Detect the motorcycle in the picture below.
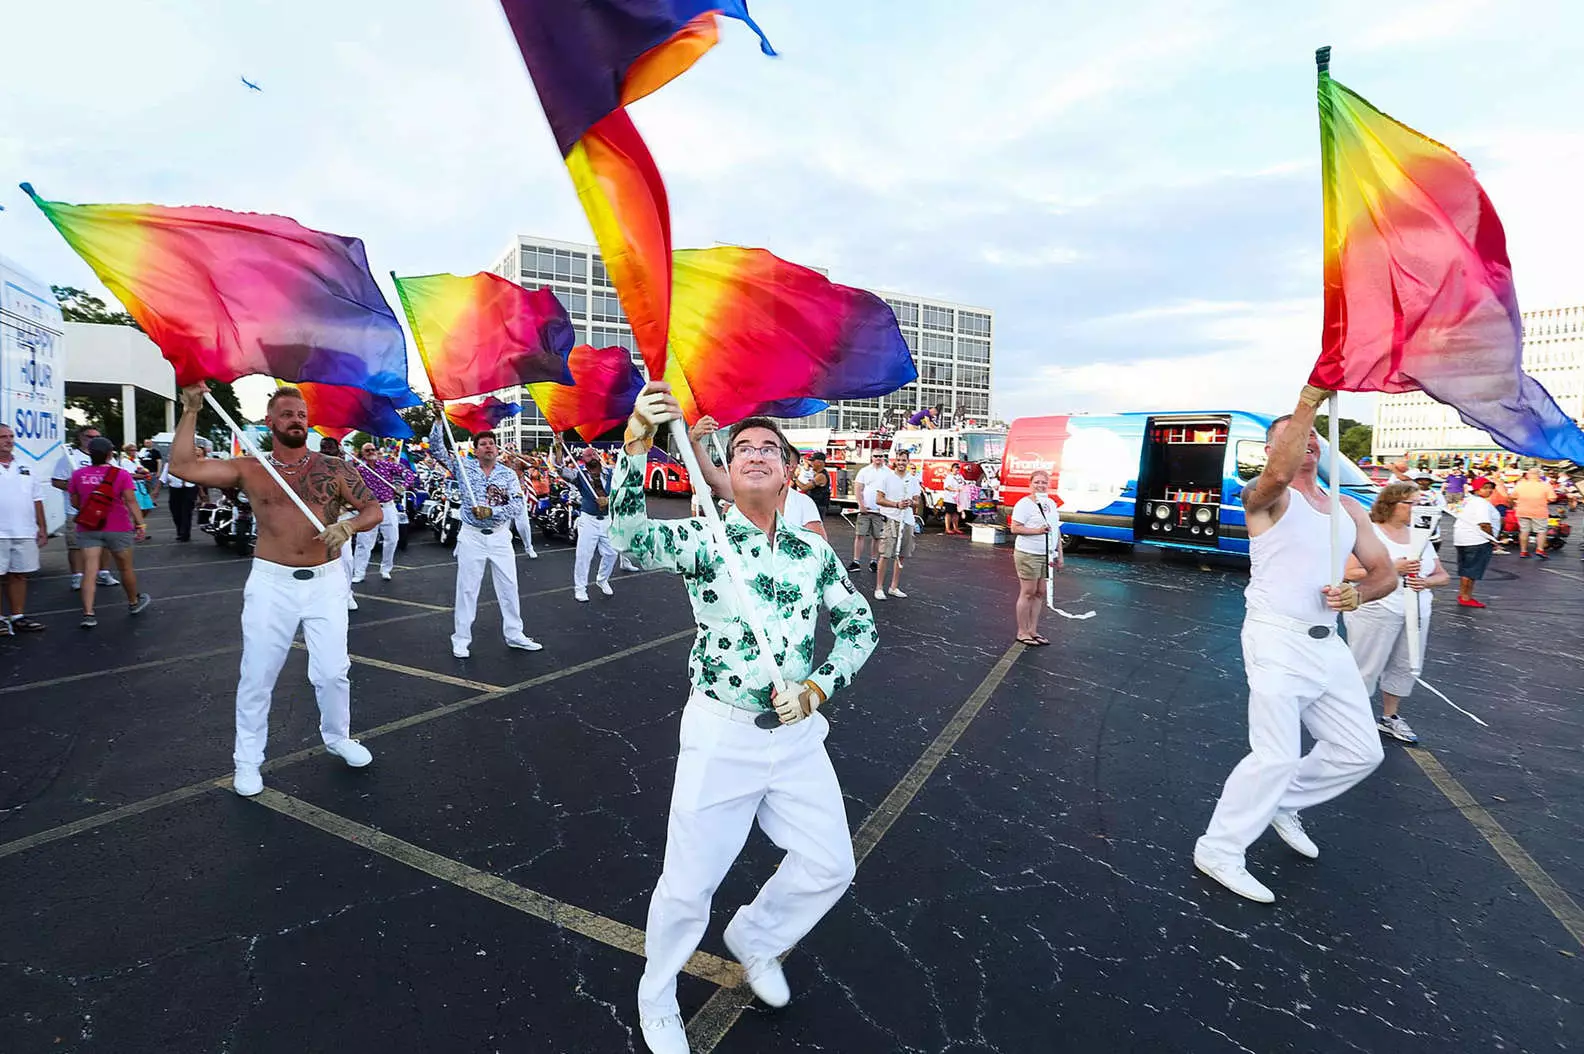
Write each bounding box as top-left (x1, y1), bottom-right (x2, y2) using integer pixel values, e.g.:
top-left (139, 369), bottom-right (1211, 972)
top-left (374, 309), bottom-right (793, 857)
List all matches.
top-left (1499, 504), bottom-right (1571, 551)
top-left (202, 489), bottom-right (256, 556)
top-left (428, 479), bottom-right (463, 548)
top-left (532, 481), bottom-right (578, 543)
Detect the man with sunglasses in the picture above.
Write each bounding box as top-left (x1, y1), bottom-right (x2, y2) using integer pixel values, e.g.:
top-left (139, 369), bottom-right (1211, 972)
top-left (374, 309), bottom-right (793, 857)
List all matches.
top-left (611, 381), bottom-right (876, 1054)
top-left (848, 449), bottom-right (891, 572)
top-left (350, 441), bottom-right (416, 583)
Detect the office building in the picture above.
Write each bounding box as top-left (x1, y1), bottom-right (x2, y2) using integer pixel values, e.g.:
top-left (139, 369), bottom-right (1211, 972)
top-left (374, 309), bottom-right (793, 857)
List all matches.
top-left (486, 235), bottom-right (994, 449)
top-left (1372, 304), bottom-right (1584, 461)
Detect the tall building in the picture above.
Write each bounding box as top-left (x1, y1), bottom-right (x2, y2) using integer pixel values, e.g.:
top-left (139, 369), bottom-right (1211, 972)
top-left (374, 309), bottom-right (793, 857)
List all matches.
top-left (486, 235), bottom-right (993, 449)
top-left (1372, 304), bottom-right (1584, 462)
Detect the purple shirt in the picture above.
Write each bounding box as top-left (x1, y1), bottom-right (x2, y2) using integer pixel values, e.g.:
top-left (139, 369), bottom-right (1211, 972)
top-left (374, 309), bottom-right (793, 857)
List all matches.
top-left (354, 457), bottom-right (417, 504)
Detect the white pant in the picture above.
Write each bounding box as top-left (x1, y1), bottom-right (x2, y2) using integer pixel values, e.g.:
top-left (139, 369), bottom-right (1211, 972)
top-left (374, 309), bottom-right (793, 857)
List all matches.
top-left (513, 509), bottom-right (536, 554)
top-left (638, 698), bottom-right (856, 1020)
top-left (452, 524), bottom-right (525, 650)
top-left (573, 513), bottom-right (616, 591)
top-left (353, 501), bottom-right (399, 578)
top-left (1345, 604), bottom-right (1431, 699)
top-left (1195, 619), bottom-right (1385, 867)
top-left (234, 559), bottom-right (352, 766)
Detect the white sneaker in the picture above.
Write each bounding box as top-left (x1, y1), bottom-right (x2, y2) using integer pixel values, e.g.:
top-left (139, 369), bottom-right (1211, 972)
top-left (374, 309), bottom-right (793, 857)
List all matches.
top-left (724, 927), bottom-right (790, 1008)
top-left (71, 573), bottom-right (84, 591)
top-left (347, 596), bottom-right (358, 611)
top-left (326, 739), bottom-right (373, 767)
top-left (1194, 853), bottom-right (1275, 903)
top-left (97, 569), bottom-right (118, 586)
top-left (233, 764), bottom-right (263, 797)
top-left (1378, 713), bottom-right (1419, 744)
top-left (452, 645), bottom-right (470, 658)
top-left (638, 1014), bottom-right (689, 1054)
top-left (350, 573), bottom-right (365, 584)
top-left (506, 637), bottom-right (543, 651)
top-left (574, 590), bottom-right (589, 603)
top-left (597, 580), bottom-right (613, 596)
top-left (526, 549), bottom-right (538, 559)
top-left (887, 587), bottom-right (908, 599)
top-left (379, 569), bottom-right (392, 581)
top-left (1270, 811), bottom-right (1319, 859)
top-left (873, 589), bottom-right (887, 601)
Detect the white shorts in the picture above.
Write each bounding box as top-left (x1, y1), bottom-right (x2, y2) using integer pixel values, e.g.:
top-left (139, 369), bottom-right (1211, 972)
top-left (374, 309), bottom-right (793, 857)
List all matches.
top-left (0, 537), bottom-right (40, 575)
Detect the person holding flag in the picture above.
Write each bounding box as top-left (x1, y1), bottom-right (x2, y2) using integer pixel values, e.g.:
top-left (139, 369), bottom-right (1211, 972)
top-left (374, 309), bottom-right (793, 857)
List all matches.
top-left (1008, 469), bottom-right (1061, 646)
top-left (427, 418), bottom-right (541, 659)
top-left (350, 440), bottom-right (418, 583)
top-left (1192, 385), bottom-right (1398, 903)
top-left (169, 384), bottom-right (383, 798)
top-left (559, 446), bottom-right (618, 602)
top-left (611, 381), bottom-right (875, 1054)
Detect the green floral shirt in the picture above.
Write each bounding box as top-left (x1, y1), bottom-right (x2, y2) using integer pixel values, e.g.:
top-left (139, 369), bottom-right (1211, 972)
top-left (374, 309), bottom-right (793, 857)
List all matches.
top-left (609, 452), bottom-right (877, 712)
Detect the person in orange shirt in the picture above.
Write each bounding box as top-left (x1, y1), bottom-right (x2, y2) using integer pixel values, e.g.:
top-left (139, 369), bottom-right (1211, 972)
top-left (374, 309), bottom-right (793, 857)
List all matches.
top-left (1485, 476), bottom-right (1512, 552)
top-left (1512, 468), bottom-right (1557, 559)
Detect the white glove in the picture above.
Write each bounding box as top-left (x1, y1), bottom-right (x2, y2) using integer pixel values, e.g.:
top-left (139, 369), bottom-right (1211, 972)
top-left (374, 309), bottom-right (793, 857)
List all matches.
top-left (772, 680), bottom-right (826, 726)
top-left (627, 381), bottom-right (682, 443)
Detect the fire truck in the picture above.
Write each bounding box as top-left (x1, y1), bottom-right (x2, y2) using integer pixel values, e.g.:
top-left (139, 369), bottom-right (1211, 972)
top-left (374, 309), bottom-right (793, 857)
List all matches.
top-left (780, 424), bottom-right (1007, 518)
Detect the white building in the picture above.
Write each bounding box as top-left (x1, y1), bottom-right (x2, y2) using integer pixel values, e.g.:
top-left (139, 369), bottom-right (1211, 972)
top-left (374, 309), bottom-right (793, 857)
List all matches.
top-left (1372, 304), bottom-right (1584, 462)
top-left (486, 235), bottom-right (993, 449)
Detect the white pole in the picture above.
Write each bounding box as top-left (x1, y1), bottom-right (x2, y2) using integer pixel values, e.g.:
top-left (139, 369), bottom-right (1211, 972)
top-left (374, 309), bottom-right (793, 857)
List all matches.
top-left (1039, 496), bottom-right (1055, 611)
top-left (1327, 392), bottom-right (1344, 587)
top-left (439, 410), bottom-right (479, 507)
top-left (1403, 509), bottom-right (1436, 676)
top-left (666, 416), bottom-right (789, 697)
top-left (203, 391), bottom-right (325, 532)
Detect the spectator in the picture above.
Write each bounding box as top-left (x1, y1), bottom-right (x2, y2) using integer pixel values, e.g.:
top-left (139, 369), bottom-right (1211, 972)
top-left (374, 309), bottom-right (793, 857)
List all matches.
top-left (160, 436), bottom-right (209, 542)
top-left (1442, 461), bottom-right (1467, 504)
top-left (1452, 478), bottom-right (1498, 608)
top-left (121, 443), bottom-right (156, 520)
top-left (68, 437), bottom-right (151, 628)
top-left (1512, 468), bottom-right (1557, 560)
top-left (1009, 468), bottom-right (1061, 646)
top-left (873, 450), bottom-right (919, 601)
top-left (942, 463), bottom-right (970, 535)
top-left (0, 423), bottom-right (50, 635)
top-left (137, 438), bottom-right (163, 504)
top-left (1343, 482), bottom-right (1450, 745)
top-left (1487, 474), bottom-right (1512, 547)
top-left (52, 426), bottom-right (118, 591)
top-left (847, 451), bottom-right (890, 573)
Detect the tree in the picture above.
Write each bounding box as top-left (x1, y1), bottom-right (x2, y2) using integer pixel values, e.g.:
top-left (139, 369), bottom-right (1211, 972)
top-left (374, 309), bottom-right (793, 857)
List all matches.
top-left (52, 285), bottom-right (141, 329)
top-left (1339, 424), bottom-right (1373, 462)
top-left (197, 380), bottom-right (246, 445)
top-left (1312, 414), bottom-right (1364, 439)
top-left (398, 402), bottom-right (437, 439)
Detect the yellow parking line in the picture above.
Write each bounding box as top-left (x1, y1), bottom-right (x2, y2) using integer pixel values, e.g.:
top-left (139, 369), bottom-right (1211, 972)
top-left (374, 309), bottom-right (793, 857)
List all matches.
top-left (288, 642), bottom-right (505, 692)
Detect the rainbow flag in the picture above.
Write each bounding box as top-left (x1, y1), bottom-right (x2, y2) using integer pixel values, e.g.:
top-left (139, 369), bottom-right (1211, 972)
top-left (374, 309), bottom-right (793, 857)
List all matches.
top-left (1309, 50), bottom-right (1584, 461)
top-left (392, 271), bottom-right (575, 400)
top-left (527, 343), bottom-right (645, 441)
top-left (444, 395), bottom-right (522, 436)
top-left (497, 0), bottom-right (773, 380)
top-left (297, 381), bottom-right (420, 440)
top-left (21, 184), bottom-right (410, 397)
top-left (666, 247), bottom-right (917, 424)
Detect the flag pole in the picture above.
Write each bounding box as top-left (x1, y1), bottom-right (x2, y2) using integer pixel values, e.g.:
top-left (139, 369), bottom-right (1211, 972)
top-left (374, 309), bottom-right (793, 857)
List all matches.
top-left (438, 408), bottom-right (480, 507)
top-left (1327, 392), bottom-right (1344, 585)
top-left (203, 391), bottom-right (326, 532)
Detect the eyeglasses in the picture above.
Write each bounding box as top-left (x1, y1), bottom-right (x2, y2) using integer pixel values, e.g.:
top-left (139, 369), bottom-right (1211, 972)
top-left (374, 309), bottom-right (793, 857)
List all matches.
top-left (732, 443), bottom-right (784, 462)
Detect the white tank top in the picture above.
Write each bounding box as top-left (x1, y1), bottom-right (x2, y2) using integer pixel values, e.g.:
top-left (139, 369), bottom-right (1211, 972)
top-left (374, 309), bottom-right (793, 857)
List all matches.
top-left (1361, 522), bottom-right (1436, 618)
top-left (1245, 488), bottom-right (1356, 624)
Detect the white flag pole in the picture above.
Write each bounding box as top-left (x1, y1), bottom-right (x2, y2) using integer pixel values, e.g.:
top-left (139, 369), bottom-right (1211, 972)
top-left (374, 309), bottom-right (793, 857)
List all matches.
top-left (203, 391), bottom-right (325, 532)
top-left (438, 409), bottom-right (480, 507)
top-left (1327, 392), bottom-right (1345, 587)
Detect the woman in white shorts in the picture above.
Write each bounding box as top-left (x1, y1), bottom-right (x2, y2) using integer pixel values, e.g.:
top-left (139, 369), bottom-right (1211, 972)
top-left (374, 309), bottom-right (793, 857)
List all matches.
top-left (1343, 482), bottom-right (1449, 744)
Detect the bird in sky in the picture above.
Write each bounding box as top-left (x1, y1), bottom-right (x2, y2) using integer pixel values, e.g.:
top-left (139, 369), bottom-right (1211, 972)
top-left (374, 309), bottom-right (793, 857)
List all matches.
top-left (240, 76), bottom-right (262, 92)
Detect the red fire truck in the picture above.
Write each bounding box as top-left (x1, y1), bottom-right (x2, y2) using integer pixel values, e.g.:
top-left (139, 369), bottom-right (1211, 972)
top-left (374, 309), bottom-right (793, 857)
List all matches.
top-left (780, 425), bottom-right (1007, 517)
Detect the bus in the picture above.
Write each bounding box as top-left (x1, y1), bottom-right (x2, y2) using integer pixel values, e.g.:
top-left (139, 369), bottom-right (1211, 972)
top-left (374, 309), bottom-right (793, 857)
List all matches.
top-left (1001, 411), bottom-right (1379, 557)
top-left (781, 425), bottom-right (1007, 514)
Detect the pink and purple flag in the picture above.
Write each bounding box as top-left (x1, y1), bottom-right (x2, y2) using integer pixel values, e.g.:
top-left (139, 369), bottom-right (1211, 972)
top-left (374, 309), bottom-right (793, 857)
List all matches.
top-left (527, 343), bottom-right (646, 441)
top-left (392, 271), bottom-right (575, 400)
top-left (665, 246), bottom-right (917, 424)
top-left (22, 184), bottom-right (410, 398)
top-left (1309, 51), bottom-right (1584, 461)
top-left (297, 381), bottom-right (420, 440)
top-left (444, 395), bottom-right (522, 436)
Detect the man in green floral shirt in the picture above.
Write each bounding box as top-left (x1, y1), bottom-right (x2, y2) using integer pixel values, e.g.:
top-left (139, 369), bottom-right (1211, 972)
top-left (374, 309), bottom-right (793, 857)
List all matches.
top-left (613, 382), bottom-right (876, 1054)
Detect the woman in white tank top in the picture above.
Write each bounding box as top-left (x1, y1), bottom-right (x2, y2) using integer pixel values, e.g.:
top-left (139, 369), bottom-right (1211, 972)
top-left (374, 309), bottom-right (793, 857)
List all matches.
top-left (1342, 483), bottom-right (1450, 744)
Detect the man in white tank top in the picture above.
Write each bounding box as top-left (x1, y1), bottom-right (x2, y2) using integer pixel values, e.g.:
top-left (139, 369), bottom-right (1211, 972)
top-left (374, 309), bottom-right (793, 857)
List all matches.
top-left (1193, 385), bottom-right (1398, 903)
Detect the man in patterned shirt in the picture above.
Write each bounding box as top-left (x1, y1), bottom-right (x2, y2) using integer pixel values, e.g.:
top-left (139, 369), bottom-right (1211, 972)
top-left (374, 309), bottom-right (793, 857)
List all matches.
top-left (350, 442), bottom-right (418, 583)
top-left (428, 421), bottom-right (542, 659)
top-left (611, 381), bottom-right (877, 1054)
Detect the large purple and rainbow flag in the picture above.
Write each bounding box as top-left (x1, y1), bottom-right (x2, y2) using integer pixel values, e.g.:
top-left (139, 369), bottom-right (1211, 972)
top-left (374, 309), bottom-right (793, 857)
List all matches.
top-left (393, 271), bottom-right (575, 400)
top-left (1309, 50), bottom-right (1584, 461)
top-left (666, 247), bottom-right (916, 424)
top-left (527, 343), bottom-right (646, 441)
top-left (497, 0), bottom-right (773, 381)
top-left (296, 381), bottom-right (419, 441)
top-left (444, 395), bottom-right (522, 436)
top-left (22, 184), bottom-right (411, 398)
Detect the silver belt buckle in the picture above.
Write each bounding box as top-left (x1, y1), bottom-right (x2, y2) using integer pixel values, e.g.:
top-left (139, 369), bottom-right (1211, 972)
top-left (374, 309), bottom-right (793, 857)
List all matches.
top-left (1307, 625), bottom-right (1330, 639)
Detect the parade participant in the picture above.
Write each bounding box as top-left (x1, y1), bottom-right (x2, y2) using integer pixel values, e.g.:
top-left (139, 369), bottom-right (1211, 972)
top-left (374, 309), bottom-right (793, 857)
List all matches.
top-left (612, 381), bottom-right (876, 1054)
top-left (1009, 468), bottom-right (1061, 646)
top-left (1193, 385), bottom-right (1396, 904)
top-left (686, 417), bottom-right (828, 539)
top-left (848, 450), bottom-right (890, 572)
top-left (800, 451), bottom-right (832, 519)
top-left (67, 437), bottom-right (152, 627)
top-left (349, 441), bottom-right (416, 582)
top-left (52, 426), bottom-right (118, 590)
top-left (0, 423), bottom-right (49, 636)
top-left (1343, 483), bottom-right (1450, 745)
top-left (427, 420), bottom-right (542, 658)
top-left (502, 446), bottom-right (540, 559)
top-left (169, 384), bottom-right (382, 797)
top-left (1452, 478), bottom-right (1499, 608)
top-left (874, 449), bottom-right (919, 600)
top-left (559, 446), bottom-right (617, 601)
top-left (138, 438), bottom-right (163, 504)
top-left (320, 437), bottom-right (360, 611)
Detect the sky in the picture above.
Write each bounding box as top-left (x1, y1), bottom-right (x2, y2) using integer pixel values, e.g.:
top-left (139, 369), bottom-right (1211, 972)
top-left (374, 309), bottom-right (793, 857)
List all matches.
top-left (2, 0), bottom-right (1581, 423)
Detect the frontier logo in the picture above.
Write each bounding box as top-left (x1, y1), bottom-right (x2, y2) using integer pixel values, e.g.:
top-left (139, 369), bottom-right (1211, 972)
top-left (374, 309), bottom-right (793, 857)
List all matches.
top-left (1007, 452), bottom-right (1056, 474)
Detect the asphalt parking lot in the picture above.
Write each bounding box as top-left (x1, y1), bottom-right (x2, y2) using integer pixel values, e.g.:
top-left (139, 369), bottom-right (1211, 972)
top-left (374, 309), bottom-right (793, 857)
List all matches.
top-left (2, 502), bottom-right (1580, 1053)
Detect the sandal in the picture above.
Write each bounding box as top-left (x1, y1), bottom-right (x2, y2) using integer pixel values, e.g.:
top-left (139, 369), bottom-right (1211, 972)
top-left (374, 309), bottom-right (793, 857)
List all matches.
top-left (1031, 635), bottom-right (1051, 646)
top-left (1016, 635), bottom-right (1039, 646)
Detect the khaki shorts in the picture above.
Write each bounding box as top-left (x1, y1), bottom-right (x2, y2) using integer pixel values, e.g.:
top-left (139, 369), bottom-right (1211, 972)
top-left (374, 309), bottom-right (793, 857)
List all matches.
top-left (1517, 515), bottom-right (1547, 538)
top-left (855, 511), bottom-right (887, 538)
top-left (62, 518), bottom-right (81, 550)
top-left (880, 517), bottom-right (916, 558)
top-left (1014, 551), bottom-right (1051, 580)
top-left (0, 537), bottom-right (40, 574)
